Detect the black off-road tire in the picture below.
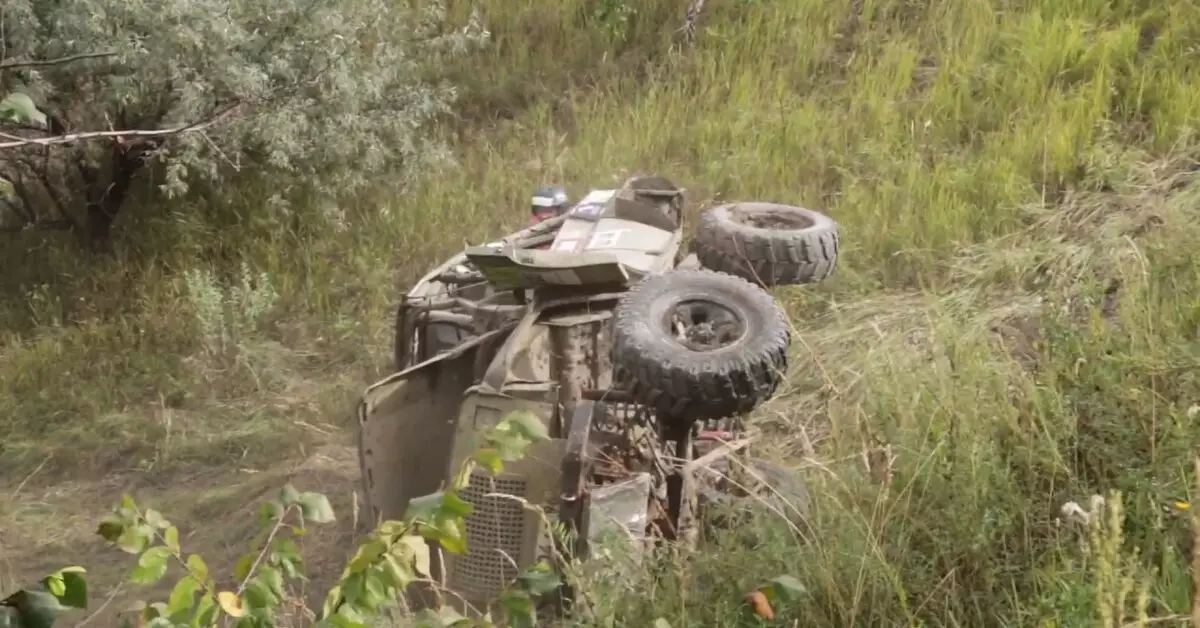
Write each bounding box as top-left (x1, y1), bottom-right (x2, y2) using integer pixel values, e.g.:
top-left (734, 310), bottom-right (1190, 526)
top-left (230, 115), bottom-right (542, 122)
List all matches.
top-left (694, 202), bottom-right (840, 286)
top-left (612, 269), bottom-right (790, 424)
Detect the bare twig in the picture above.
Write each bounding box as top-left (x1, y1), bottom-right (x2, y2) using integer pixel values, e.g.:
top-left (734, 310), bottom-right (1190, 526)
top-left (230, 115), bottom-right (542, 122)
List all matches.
top-left (237, 505), bottom-right (296, 595)
top-left (0, 51), bottom-right (117, 70)
top-left (8, 457), bottom-right (49, 499)
top-left (0, 103), bottom-right (242, 150)
top-left (675, 0), bottom-right (708, 43)
top-left (75, 583), bottom-right (125, 628)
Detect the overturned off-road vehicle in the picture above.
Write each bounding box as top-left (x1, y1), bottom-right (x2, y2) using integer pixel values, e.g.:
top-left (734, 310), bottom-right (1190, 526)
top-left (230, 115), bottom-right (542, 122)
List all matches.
top-left (357, 176), bottom-right (839, 615)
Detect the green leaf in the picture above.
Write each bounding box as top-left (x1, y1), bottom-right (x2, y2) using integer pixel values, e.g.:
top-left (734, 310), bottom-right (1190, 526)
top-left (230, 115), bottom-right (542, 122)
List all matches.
top-left (653, 619), bottom-right (673, 628)
top-left (149, 602), bottom-right (169, 619)
top-left (503, 410), bottom-right (549, 442)
top-left (360, 571), bottom-right (387, 611)
top-left (279, 485), bottom-right (301, 506)
top-left (297, 492), bottom-right (336, 524)
top-left (242, 580), bottom-right (276, 610)
top-left (258, 500), bottom-right (285, 525)
top-left (517, 562), bottom-right (561, 596)
top-left (421, 517), bottom-right (466, 554)
top-left (143, 509), bottom-right (170, 530)
top-left (274, 537), bottom-right (301, 562)
top-left (399, 535), bottom-right (432, 577)
top-left (5, 590), bottom-right (67, 628)
top-left (326, 615), bottom-right (367, 628)
top-left (278, 554), bottom-right (302, 581)
top-left (257, 566), bottom-right (284, 599)
top-left (763, 574), bottom-right (807, 603)
top-left (59, 572), bottom-right (87, 610)
top-left (193, 593), bottom-right (218, 626)
top-left (185, 554), bottom-right (209, 582)
top-left (274, 538), bottom-right (305, 581)
top-left (166, 576), bottom-right (198, 616)
top-left (41, 568), bottom-right (88, 610)
top-left (42, 575), bottom-right (65, 598)
top-left (233, 554), bottom-right (255, 582)
top-left (114, 525), bottom-right (151, 554)
top-left (346, 538), bottom-right (387, 574)
top-left (97, 519), bottom-right (125, 543)
top-left (472, 448), bottom-right (505, 474)
top-left (164, 526), bottom-right (181, 554)
top-left (497, 591), bottom-right (537, 628)
top-left (320, 584), bottom-right (343, 619)
top-left (130, 546), bottom-right (171, 584)
top-left (332, 605), bottom-right (367, 625)
top-left (0, 92), bottom-right (47, 127)
top-left (439, 492), bottom-right (475, 518)
top-left (340, 572), bottom-right (366, 605)
top-left (406, 492), bottom-right (445, 523)
top-left (381, 554), bottom-right (414, 591)
top-left (377, 520), bottom-right (410, 538)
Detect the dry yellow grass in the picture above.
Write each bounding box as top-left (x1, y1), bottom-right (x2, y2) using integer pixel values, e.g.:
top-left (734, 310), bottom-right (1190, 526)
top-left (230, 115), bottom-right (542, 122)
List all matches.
top-left (4, 0), bottom-right (1200, 625)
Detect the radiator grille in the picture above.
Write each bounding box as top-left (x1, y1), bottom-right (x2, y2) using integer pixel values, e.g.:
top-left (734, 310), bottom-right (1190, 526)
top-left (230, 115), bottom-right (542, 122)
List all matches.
top-left (450, 473), bottom-right (528, 601)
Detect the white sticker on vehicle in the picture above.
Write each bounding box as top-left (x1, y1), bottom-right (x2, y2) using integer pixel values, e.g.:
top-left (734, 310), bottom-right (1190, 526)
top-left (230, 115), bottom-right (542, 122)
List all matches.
top-left (553, 238), bottom-right (580, 252)
top-left (587, 229), bottom-right (627, 250)
top-left (569, 203), bottom-right (604, 219)
top-left (559, 224), bottom-right (591, 239)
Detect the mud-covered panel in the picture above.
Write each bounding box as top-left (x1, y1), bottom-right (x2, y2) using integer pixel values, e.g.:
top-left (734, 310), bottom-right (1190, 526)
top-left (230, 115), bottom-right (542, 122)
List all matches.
top-left (358, 336), bottom-right (490, 528)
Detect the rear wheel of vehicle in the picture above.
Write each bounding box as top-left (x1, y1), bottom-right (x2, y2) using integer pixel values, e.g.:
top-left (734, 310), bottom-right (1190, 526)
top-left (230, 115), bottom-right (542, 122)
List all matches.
top-left (612, 269), bottom-right (790, 424)
top-left (694, 202), bottom-right (840, 286)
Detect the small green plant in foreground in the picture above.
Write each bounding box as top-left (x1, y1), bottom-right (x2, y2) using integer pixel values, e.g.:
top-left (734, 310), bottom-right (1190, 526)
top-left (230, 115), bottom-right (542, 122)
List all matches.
top-left (0, 412), bottom-right (559, 628)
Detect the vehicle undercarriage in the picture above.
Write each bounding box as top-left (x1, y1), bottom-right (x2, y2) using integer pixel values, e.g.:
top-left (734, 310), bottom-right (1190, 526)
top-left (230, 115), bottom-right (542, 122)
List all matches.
top-left (357, 175), bottom-right (839, 615)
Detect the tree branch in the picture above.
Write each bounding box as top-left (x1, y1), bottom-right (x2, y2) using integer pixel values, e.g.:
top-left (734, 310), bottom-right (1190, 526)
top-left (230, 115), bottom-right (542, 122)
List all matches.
top-left (0, 103), bottom-right (242, 150)
top-left (0, 51), bottom-right (118, 70)
top-left (676, 0), bottom-right (709, 43)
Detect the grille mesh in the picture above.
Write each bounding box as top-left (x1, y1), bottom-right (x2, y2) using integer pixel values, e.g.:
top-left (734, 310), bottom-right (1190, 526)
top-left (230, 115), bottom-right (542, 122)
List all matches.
top-left (450, 473), bottom-right (528, 601)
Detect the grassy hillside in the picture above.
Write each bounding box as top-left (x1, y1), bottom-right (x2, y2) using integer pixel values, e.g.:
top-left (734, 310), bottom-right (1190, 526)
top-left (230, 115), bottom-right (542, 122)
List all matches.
top-left (5, 0), bottom-right (1200, 625)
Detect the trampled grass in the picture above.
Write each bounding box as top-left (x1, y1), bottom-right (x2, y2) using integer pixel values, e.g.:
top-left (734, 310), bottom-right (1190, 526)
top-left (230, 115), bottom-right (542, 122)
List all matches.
top-left (3, 0), bottom-right (1200, 624)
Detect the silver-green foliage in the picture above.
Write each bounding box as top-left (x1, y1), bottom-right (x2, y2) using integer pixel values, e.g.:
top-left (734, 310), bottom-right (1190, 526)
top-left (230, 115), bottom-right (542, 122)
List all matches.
top-left (0, 0), bottom-right (487, 229)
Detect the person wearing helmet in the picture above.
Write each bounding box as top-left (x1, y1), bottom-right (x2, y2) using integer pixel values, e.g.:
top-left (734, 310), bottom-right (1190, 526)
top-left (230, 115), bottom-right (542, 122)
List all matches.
top-left (530, 184), bottom-right (570, 226)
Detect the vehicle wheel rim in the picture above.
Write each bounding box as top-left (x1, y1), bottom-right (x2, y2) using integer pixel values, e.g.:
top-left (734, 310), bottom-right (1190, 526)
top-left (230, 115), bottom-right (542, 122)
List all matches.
top-left (733, 206), bottom-right (814, 230)
top-left (666, 299), bottom-right (747, 352)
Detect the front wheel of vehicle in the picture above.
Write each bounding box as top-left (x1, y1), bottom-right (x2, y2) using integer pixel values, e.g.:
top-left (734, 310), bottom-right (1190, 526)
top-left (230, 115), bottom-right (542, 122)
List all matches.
top-left (612, 269), bottom-right (791, 424)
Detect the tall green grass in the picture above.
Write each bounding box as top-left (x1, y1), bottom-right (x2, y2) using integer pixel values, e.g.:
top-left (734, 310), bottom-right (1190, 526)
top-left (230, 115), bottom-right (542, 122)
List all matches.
top-left (4, 0), bottom-right (1200, 623)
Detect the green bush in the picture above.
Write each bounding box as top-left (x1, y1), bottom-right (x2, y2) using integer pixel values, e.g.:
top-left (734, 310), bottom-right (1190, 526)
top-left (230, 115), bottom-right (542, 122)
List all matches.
top-left (0, 0), bottom-right (485, 242)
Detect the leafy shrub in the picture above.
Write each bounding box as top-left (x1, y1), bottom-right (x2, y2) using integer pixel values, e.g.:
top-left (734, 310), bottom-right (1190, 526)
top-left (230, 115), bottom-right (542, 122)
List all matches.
top-left (1, 412), bottom-right (556, 628)
top-left (0, 0), bottom-right (487, 241)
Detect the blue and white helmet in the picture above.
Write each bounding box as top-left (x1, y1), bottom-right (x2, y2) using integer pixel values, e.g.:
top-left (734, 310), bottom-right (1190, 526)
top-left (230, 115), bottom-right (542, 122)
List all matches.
top-left (531, 184), bottom-right (569, 213)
